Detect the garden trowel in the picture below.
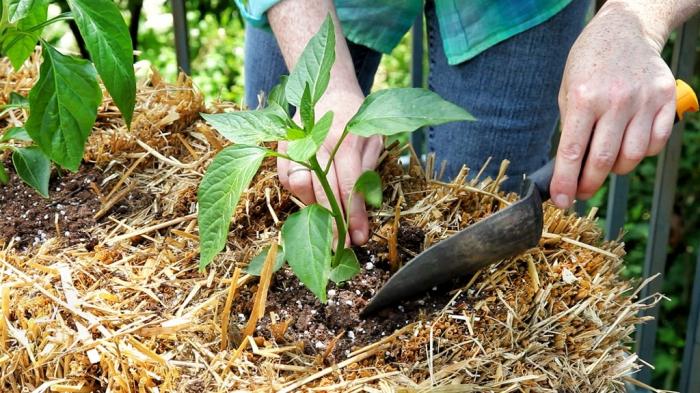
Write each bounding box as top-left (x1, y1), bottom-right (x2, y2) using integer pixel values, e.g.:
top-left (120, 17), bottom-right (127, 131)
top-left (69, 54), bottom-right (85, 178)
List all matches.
top-left (361, 79), bottom-right (698, 316)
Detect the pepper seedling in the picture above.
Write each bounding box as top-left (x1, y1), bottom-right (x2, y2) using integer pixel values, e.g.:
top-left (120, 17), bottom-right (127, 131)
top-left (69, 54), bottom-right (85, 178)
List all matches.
top-left (0, 0), bottom-right (135, 196)
top-left (197, 15), bottom-right (473, 302)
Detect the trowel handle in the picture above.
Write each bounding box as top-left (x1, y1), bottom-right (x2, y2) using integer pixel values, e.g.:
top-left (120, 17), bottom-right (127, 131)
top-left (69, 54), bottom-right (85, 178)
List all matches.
top-left (529, 159), bottom-right (555, 201)
top-left (529, 79), bottom-right (697, 202)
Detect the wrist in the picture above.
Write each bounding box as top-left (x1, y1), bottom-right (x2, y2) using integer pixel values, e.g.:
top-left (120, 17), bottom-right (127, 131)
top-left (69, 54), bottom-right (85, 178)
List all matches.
top-left (316, 86), bottom-right (364, 114)
top-left (600, 0), bottom-right (673, 52)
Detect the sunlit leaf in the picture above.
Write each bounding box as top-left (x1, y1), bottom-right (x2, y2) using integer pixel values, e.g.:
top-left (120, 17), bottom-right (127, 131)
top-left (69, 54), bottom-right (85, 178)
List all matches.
top-left (0, 162), bottom-right (8, 185)
top-left (347, 88), bottom-right (474, 137)
top-left (287, 111), bottom-right (332, 162)
top-left (285, 15), bottom-right (335, 106)
top-left (8, 0), bottom-right (43, 23)
top-left (25, 42), bottom-right (101, 172)
top-left (0, 127), bottom-right (31, 143)
top-left (268, 75), bottom-right (288, 111)
top-left (3, 0), bottom-right (48, 70)
top-left (299, 83), bottom-right (314, 131)
top-left (282, 204), bottom-right (333, 302)
top-left (286, 127), bottom-right (306, 140)
top-left (198, 145), bottom-right (267, 269)
top-left (329, 248), bottom-right (360, 283)
top-left (67, 0), bottom-right (136, 125)
top-left (246, 244), bottom-right (286, 276)
top-left (201, 110), bottom-right (287, 145)
top-left (12, 146), bottom-right (50, 197)
top-left (353, 170), bottom-right (382, 208)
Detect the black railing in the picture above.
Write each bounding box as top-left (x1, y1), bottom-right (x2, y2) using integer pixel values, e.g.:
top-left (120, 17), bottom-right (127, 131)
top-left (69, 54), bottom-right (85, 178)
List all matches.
top-left (634, 15), bottom-right (700, 386)
top-left (170, 0), bottom-right (190, 75)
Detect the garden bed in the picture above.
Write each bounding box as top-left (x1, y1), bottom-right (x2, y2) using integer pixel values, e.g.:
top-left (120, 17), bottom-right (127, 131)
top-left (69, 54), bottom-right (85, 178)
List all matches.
top-left (0, 56), bottom-right (662, 392)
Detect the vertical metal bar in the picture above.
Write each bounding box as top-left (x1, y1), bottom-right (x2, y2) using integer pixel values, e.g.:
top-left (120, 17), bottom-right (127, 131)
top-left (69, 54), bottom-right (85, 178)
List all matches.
top-left (171, 0), bottom-right (191, 74)
top-left (635, 16), bottom-right (700, 385)
top-left (410, 13), bottom-right (426, 156)
top-left (605, 174), bottom-right (630, 240)
top-left (679, 250), bottom-right (700, 393)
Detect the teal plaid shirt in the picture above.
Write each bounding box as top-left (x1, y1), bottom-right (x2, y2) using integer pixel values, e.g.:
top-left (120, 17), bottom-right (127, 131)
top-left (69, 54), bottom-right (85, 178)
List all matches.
top-left (236, 0), bottom-right (574, 65)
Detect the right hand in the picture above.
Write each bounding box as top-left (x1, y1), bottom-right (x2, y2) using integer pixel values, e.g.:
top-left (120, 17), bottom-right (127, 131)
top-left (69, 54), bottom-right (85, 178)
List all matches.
top-left (277, 89), bottom-right (384, 246)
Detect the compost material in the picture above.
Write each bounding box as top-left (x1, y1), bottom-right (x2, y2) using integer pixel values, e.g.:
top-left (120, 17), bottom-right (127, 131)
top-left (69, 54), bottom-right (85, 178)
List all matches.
top-left (0, 54), bottom-right (665, 392)
top-left (0, 160), bottom-right (102, 248)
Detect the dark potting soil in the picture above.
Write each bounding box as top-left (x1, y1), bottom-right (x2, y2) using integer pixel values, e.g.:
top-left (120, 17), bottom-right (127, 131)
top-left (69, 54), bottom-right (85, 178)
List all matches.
top-left (242, 225), bottom-right (463, 363)
top-left (0, 158), bottom-right (103, 248)
top-left (0, 158), bottom-right (155, 249)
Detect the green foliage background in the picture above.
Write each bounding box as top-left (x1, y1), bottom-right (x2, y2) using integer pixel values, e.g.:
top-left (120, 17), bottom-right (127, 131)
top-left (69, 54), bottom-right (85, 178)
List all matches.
top-left (46, 2), bottom-right (697, 390)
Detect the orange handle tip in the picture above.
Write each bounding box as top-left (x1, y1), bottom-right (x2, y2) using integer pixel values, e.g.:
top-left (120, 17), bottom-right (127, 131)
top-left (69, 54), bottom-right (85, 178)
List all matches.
top-left (676, 79), bottom-right (698, 120)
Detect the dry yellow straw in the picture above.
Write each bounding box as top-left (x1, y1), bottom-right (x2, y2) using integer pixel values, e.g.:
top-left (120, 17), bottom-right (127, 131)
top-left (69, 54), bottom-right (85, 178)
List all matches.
top-left (220, 267), bottom-right (241, 351)
top-left (243, 242), bottom-right (277, 337)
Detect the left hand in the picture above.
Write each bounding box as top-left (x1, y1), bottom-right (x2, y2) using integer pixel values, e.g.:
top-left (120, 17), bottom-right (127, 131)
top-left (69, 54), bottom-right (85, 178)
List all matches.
top-left (550, 1), bottom-right (677, 208)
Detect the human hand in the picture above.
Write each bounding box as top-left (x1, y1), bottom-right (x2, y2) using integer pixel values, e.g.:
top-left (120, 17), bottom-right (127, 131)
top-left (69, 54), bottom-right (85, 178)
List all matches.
top-left (277, 89), bottom-right (384, 245)
top-left (550, 1), bottom-right (676, 208)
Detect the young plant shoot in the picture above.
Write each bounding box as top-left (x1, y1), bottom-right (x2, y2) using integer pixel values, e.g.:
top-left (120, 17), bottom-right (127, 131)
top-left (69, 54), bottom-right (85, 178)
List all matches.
top-left (198, 15), bottom-right (473, 302)
top-left (0, 0), bottom-right (136, 196)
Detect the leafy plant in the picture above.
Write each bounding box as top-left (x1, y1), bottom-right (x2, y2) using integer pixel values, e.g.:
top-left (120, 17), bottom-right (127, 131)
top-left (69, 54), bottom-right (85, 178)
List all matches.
top-left (197, 15), bottom-right (473, 301)
top-left (0, 0), bottom-right (135, 195)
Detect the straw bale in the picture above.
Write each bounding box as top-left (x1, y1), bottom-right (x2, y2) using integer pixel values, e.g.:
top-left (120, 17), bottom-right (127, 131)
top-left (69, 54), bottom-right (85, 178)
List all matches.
top-left (0, 54), bottom-right (664, 392)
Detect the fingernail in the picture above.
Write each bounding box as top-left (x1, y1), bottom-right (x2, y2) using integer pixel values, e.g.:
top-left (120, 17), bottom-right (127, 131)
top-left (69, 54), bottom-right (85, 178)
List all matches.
top-left (553, 194), bottom-right (570, 208)
top-left (352, 229), bottom-right (367, 245)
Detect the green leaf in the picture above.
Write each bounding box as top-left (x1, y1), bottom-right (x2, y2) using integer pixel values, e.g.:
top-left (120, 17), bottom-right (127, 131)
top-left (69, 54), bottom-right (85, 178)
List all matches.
top-left (67, 0), bottom-right (136, 126)
top-left (201, 110), bottom-right (287, 145)
top-left (245, 244), bottom-right (286, 276)
top-left (3, 0), bottom-right (48, 70)
top-left (8, 0), bottom-right (42, 23)
top-left (0, 127), bottom-right (31, 142)
top-left (329, 248), bottom-right (360, 283)
top-left (285, 15), bottom-right (335, 106)
top-left (198, 145), bottom-right (267, 269)
top-left (282, 204), bottom-right (333, 302)
top-left (0, 162), bottom-right (8, 185)
top-left (287, 111), bottom-right (333, 162)
top-left (299, 83), bottom-right (314, 131)
top-left (8, 92), bottom-right (28, 107)
top-left (11, 146), bottom-right (50, 197)
top-left (0, 93), bottom-right (29, 117)
top-left (25, 42), bottom-right (101, 172)
top-left (268, 75), bottom-right (288, 111)
top-left (286, 127), bottom-right (306, 140)
top-left (353, 170), bottom-right (382, 208)
top-left (347, 88), bottom-right (474, 137)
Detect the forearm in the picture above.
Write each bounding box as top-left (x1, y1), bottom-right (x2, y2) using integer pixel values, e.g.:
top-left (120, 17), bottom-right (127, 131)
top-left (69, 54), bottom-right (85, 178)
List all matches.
top-left (602, 0), bottom-right (700, 50)
top-left (268, 0), bottom-right (363, 98)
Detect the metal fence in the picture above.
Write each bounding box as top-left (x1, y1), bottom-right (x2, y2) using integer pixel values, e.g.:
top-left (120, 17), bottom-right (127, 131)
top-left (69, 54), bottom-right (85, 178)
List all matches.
top-left (167, 1), bottom-right (699, 391)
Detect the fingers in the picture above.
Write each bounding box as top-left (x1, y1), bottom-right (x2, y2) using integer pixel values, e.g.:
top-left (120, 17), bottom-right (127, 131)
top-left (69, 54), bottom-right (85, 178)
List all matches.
top-left (279, 127), bottom-right (382, 247)
top-left (647, 99), bottom-right (676, 156)
top-left (288, 162), bottom-right (315, 205)
top-left (550, 88), bottom-right (597, 208)
top-left (279, 141), bottom-right (317, 205)
top-left (612, 104), bottom-right (654, 175)
top-left (312, 147), bottom-right (350, 247)
top-left (361, 135), bottom-right (383, 171)
top-left (576, 109), bottom-right (628, 200)
top-left (334, 144), bottom-right (369, 245)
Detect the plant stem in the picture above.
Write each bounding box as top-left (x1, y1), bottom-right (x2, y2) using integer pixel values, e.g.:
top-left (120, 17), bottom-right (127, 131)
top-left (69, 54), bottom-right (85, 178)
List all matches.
top-left (309, 155), bottom-right (347, 267)
top-left (27, 12), bottom-right (73, 33)
top-left (324, 128), bottom-right (349, 175)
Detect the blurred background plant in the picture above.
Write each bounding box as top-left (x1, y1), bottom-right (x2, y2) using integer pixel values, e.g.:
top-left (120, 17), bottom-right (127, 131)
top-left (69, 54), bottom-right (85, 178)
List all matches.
top-left (38, 1), bottom-right (698, 390)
